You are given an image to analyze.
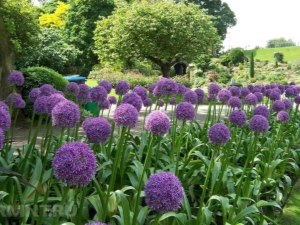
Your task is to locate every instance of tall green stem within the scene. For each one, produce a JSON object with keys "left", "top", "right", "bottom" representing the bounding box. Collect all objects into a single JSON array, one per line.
[{"left": 53, "top": 186, "right": 70, "bottom": 224}]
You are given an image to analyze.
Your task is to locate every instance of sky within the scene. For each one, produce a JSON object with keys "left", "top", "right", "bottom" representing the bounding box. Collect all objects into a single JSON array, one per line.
[{"left": 222, "top": 0, "right": 300, "bottom": 50}]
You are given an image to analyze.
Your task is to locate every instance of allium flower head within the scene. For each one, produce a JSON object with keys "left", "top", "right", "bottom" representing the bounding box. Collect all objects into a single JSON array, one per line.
[
  {"left": 253, "top": 105, "right": 270, "bottom": 119},
  {"left": 249, "top": 115, "right": 269, "bottom": 133},
  {"left": 99, "top": 80, "right": 112, "bottom": 94},
  {"left": 0, "top": 128, "right": 4, "bottom": 149},
  {"left": 272, "top": 100, "right": 285, "bottom": 112},
  {"left": 155, "top": 78, "right": 178, "bottom": 97},
  {"left": 90, "top": 85, "right": 107, "bottom": 103},
  {"left": 228, "top": 97, "right": 242, "bottom": 109},
  {"left": 175, "top": 102, "right": 195, "bottom": 121},
  {"left": 208, "top": 123, "right": 230, "bottom": 144},
  {"left": 83, "top": 117, "right": 111, "bottom": 143},
  {"left": 206, "top": 94, "right": 216, "bottom": 102},
  {"left": 153, "top": 86, "right": 161, "bottom": 98},
  {"left": 143, "top": 98, "right": 152, "bottom": 107},
  {"left": 121, "top": 92, "right": 143, "bottom": 112},
  {"left": 292, "top": 86, "right": 299, "bottom": 96},
  {"left": 217, "top": 89, "right": 232, "bottom": 103},
  {"left": 270, "top": 83, "right": 277, "bottom": 89},
  {"left": 269, "top": 90, "right": 281, "bottom": 101},
  {"left": 285, "top": 87, "right": 295, "bottom": 97},
  {"left": 177, "top": 83, "right": 187, "bottom": 96},
  {"left": 116, "top": 81, "right": 130, "bottom": 95},
  {"left": 101, "top": 99, "right": 110, "bottom": 110},
  {"left": 148, "top": 83, "right": 157, "bottom": 94},
  {"left": 52, "top": 100, "right": 80, "bottom": 128},
  {"left": 184, "top": 90, "right": 198, "bottom": 104},
  {"left": 229, "top": 110, "right": 247, "bottom": 127},
  {"left": 169, "top": 97, "right": 176, "bottom": 105},
  {"left": 132, "top": 86, "right": 148, "bottom": 100},
  {"left": 241, "top": 87, "right": 250, "bottom": 97},
  {"left": 294, "top": 96, "right": 300, "bottom": 104},
  {"left": 157, "top": 99, "right": 164, "bottom": 107},
  {"left": 229, "top": 86, "right": 240, "bottom": 97},
  {"left": 6, "top": 93, "right": 26, "bottom": 109},
  {"left": 145, "top": 111, "right": 170, "bottom": 135},
  {"left": 265, "top": 84, "right": 271, "bottom": 90},
  {"left": 144, "top": 172, "right": 183, "bottom": 213},
  {"left": 77, "top": 84, "right": 91, "bottom": 104},
  {"left": 245, "top": 93, "right": 258, "bottom": 106},
  {"left": 66, "top": 82, "right": 79, "bottom": 96},
  {"left": 278, "top": 85, "right": 285, "bottom": 94},
  {"left": 277, "top": 110, "right": 289, "bottom": 122},
  {"left": 252, "top": 87, "right": 261, "bottom": 94},
  {"left": 0, "top": 107, "right": 11, "bottom": 131},
  {"left": 114, "top": 103, "right": 138, "bottom": 128},
  {"left": 194, "top": 88, "right": 205, "bottom": 104},
  {"left": 290, "top": 81, "right": 296, "bottom": 86},
  {"left": 0, "top": 101, "right": 9, "bottom": 112},
  {"left": 108, "top": 96, "right": 117, "bottom": 105},
  {"left": 8, "top": 70, "right": 24, "bottom": 86},
  {"left": 254, "top": 92, "right": 263, "bottom": 103},
  {"left": 282, "top": 99, "right": 293, "bottom": 110},
  {"left": 40, "top": 84, "right": 55, "bottom": 96},
  {"left": 261, "top": 86, "right": 266, "bottom": 95},
  {"left": 28, "top": 88, "right": 41, "bottom": 103},
  {"left": 208, "top": 83, "right": 221, "bottom": 97},
  {"left": 34, "top": 96, "right": 50, "bottom": 115},
  {"left": 47, "top": 93, "right": 66, "bottom": 113},
  {"left": 247, "top": 84, "right": 254, "bottom": 92},
  {"left": 52, "top": 142, "right": 96, "bottom": 186}
]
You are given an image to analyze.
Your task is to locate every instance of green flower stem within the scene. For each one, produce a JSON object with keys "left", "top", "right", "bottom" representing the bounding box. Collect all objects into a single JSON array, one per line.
[
  {"left": 107, "top": 121, "right": 115, "bottom": 158},
  {"left": 77, "top": 187, "right": 87, "bottom": 225},
  {"left": 217, "top": 103, "right": 224, "bottom": 122},
  {"left": 153, "top": 213, "right": 162, "bottom": 225},
  {"left": 8, "top": 108, "right": 19, "bottom": 149},
  {"left": 92, "top": 178, "right": 106, "bottom": 221},
  {"left": 53, "top": 185, "right": 71, "bottom": 225},
  {"left": 170, "top": 118, "right": 178, "bottom": 162},
  {"left": 175, "top": 120, "right": 186, "bottom": 176},
  {"left": 8, "top": 85, "right": 16, "bottom": 117},
  {"left": 204, "top": 101, "right": 212, "bottom": 130}
]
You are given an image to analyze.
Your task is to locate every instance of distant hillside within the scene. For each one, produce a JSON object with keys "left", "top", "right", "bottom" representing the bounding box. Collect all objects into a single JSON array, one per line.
[{"left": 244, "top": 46, "right": 300, "bottom": 62}]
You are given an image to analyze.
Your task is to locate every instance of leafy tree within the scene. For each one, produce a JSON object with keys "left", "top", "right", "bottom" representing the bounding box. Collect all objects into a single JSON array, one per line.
[
  {"left": 250, "top": 52, "right": 254, "bottom": 78},
  {"left": 41, "top": 0, "right": 69, "bottom": 14},
  {"left": 219, "top": 47, "right": 245, "bottom": 66},
  {"left": 94, "top": 1, "right": 219, "bottom": 77},
  {"left": 274, "top": 52, "right": 284, "bottom": 63},
  {"left": 266, "top": 38, "right": 296, "bottom": 48}
]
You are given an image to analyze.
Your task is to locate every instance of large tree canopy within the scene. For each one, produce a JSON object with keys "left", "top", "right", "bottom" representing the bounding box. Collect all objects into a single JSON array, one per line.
[
  {"left": 94, "top": 0, "right": 219, "bottom": 77},
  {"left": 266, "top": 38, "right": 296, "bottom": 48}
]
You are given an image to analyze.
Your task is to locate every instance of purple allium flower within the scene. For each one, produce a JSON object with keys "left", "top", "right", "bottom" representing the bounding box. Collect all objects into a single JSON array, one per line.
[
  {"left": 108, "top": 96, "right": 117, "bottom": 105},
  {"left": 285, "top": 87, "right": 295, "bottom": 97},
  {"left": 282, "top": 99, "right": 293, "bottom": 110},
  {"left": 290, "top": 81, "right": 296, "bottom": 86},
  {"left": 294, "top": 96, "right": 300, "bottom": 104},
  {"left": 40, "top": 84, "right": 55, "bottom": 96},
  {"left": 254, "top": 92, "right": 263, "bottom": 103},
  {"left": 194, "top": 88, "right": 205, "bottom": 104},
  {"left": 28, "top": 88, "right": 41, "bottom": 103},
  {"left": 6, "top": 93, "right": 26, "bottom": 109},
  {"left": 0, "top": 101, "right": 9, "bottom": 112},
  {"left": 144, "top": 172, "right": 183, "bottom": 213},
  {"left": 270, "top": 83, "right": 277, "bottom": 89},
  {"left": 114, "top": 103, "right": 138, "bottom": 128},
  {"left": 175, "top": 102, "right": 195, "bottom": 121},
  {"left": 121, "top": 92, "right": 143, "bottom": 112},
  {"left": 206, "top": 94, "right": 216, "bottom": 102},
  {"left": 241, "top": 87, "right": 251, "bottom": 98},
  {"left": 145, "top": 111, "right": 170, "bottom": 135},
  {"left": 157, "top": 99, "right": 164, "bottom": 107},
  {"left": 217, "top": 89, "right": 232, "bottom": 103},
  {"left": 52, "top": 100, "right": 80, "bottom": 128},
  {"left": 208, "top": 123, "right": 230, "bottom": 144},
  {"left": 155, "top": 78, "right": 178, "bottom": 96},
  {"left": 184, "top": 90, "right": 198, "bottom": 104},
  {"left": 278, "top": 85, "right": 285, "bottom": 94},
  {"left": 83, "top": 117, "right": 111, "bottom": 143},
  {"left": 101, "top": 99, "right": 110, "bottom": 110},
  {"left": 229, "top": 110, "right": 247, "bottom": 127},
  {"left": 47, "top": 93, "right": 66, "bottom": 113},
  {"left": 52, "top": 142, "right": 96, "bottom": 186},
  {"left": 254, "top": 85, "right": 262, "bottom": 92},
  {"left": 208, "top": 83, "right": 221, "bottom": 97},
  {"left": 132, "top": 86, "right": 148, "bottom": 100},
  {"left": 77, "top": 84, "right": 91, "bottom": 104},
  {"left": 115, "top": 81, "right": 130, "bottom": 95},
  {"left": 153, "top": 86, "right": 161, "bottom": 98},
  {"left": 292, "top": 86, "right": 299, "bottom": 96},
  {"left": 8, "top": 70, "right": 24, "bottom": 86},
  {"left": 265, "top": 89, "right": 271, "bottom": 98},
  {"left": 252, "top": 87, "right": 261, "bottom": 94},
  {"left": 0, "top": 128, "right": 4, "bottom": 149},
  {"left": 169, "top": 97, "right": 176, "bottom": 105},
  {"left": 99, "top": 80, "right": 112, "bottom": 94},
  {"left": 90, "top": 85, "right": 107, "bottom": 103},
  {"left": 269, "top": 90, "right": 281, "bottom": 101},
  {"left": 229, "top": 86, "right": 240, "bottom": 97},
  {"left": 66, "top": 82, "right": 79, "bottom": 96},
  {"left": 253, "top": 105, "right": 270, "bottom": 119},
  {"left": 249, "top": 115, "right": 269, "bottom": 133},
  {"left": 261, "top": 86, "right": 266, "bottom": 95},
  {"left": 177, "top": 83, "right": 187, "bottom": 96},
  {"left": 85, "top": 222, "right": 109, "bottom": 225},
  {"left": 34, "top": 96, "right": 50, "bottom": 115},
  {"left": 143, "top": 98, "right": 152, "bottom": 107},
  {"left": 228, "top": 97, "right": 242, "bottom": 109},
  {"left": 272, "top": 100, "right": 285, "bottom": 112},
  {"left": 82, "top": 117, "right": 93, "bottom": 132},
  {"left": 148, "top": 83, "right": 157, "bottom": 94},
  {"left": 272, "top": 88, "right": 282, "bottom": 95},
  {"left": 277, "top": 110, "right": 289, "bottom": 122},
  {"left": 245, "top": 93, "right": 258, "bottom": 106},
  {"left": 247, "top": 84, "right": 254, "bottom": 92},
  {"left": 0, "top": 107, "right": 11, "bottom": 131},
  {"left": 265, "top": 84, "right": 271, "bottom": 89}
]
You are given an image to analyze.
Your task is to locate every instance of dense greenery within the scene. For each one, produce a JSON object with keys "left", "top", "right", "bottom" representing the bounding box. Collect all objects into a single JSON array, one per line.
[
  {"left": 266, "top": 38, "right": 296, "bottom": 48},
  {"left": 250, "top": 51, "right": 254, "bottom": 78}
]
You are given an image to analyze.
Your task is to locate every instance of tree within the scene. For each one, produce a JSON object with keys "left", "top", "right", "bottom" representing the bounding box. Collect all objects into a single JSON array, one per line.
[
  {"left": 94, "top": 1, "right": 219, "bottom": 77},
  {"left": 250, "top": 52, "right": 254, "bottom": 78},
  {"left": 266, "top": 38, "right": 296, "bottom": 48}
]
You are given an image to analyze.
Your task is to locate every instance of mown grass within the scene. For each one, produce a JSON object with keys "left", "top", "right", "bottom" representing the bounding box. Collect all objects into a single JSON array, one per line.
[{"left": 244, "top": 46, "right": 300, "bottom": 62}]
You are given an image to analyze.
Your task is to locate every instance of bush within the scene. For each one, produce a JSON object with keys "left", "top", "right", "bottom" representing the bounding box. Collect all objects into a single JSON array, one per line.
[
  {"left": 193, "top": 77, "right": 205, "bottom": 88},
  {"left": 274, "top": 52, "right": 284, "bottom": 63},
  {"left": 20, "top": 66, "right": 68, "bottom": 117}
]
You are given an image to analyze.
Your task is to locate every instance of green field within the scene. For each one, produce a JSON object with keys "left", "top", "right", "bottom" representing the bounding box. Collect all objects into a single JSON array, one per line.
[{"left": 244, "top": 46, "right": 300, "bottom": 62}]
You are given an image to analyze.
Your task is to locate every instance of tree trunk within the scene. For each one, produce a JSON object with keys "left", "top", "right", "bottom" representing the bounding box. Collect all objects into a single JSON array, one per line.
[
  {"left": 0, "top": 13, "right": 15, "bottom": 100},
  {"left": 160, "top": 64, "right": 171, "bottom": 78}
]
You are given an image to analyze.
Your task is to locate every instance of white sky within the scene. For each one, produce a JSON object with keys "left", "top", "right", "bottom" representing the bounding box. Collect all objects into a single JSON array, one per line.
[{"left": 222, "top": 0, "right": 300, "bottom": 50}]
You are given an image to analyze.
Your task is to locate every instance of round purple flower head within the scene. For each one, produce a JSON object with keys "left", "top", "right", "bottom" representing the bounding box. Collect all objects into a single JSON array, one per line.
[
  {"left": 208, "top": 83, "right": 221, "bottom": 97},
  {"left": 0, "top": 107, "right": 11, "bottom": 131},
  {"left": 52, "top": 100, "right": 80, "bottom": 128},
  {"left": 145, "top": 111, "right": 170, "bottom": 135},
  {"left": 285, "top": 87, "right": 295, "bottom": 97},
  {"left": 77, "top": 84, "right": 91, "bottom": 104},
  {"left": 241, "top": 87, "right": 250, "bottom": 98},
  {"left": 153, "top": 86, "right": 161, "bottom": 98},
  {"left": 229, "top": 86, "right": 240, "bottom": 97},
  {"left": 116, "top": 81, "right": 130, "bottom": 95},
  {"left": 272, "top": 100, "right": 285, "bottom": 112},
  {"left": 253, "top": 105, "right": 270, "bottom": 119},
  {"left": 292, "top": 86, "right": 299, "bottom": 96},
  {"left": 261, "top": 86, "right": 266, "bottom": 95},
  {"left": 169, "top": 97, "right": 176, "bottom": 105},
  {"left": 34, "top": 96, "right": 50, "bottom": 115},
  {"left": 177, "top": 83, "right": 187, "bottom": 96},
  {"left": 228, "top": 97, "right": 242, "bottom": 109},
  {"left": 217, "top": 89, "right": 232, "bottom": 103},
  {"left": 269, "top": 90, "right": 281, "bottom": 101},
  {"left": 83, "top": 117, "right": 111, "bottom": 143},
  {"left": 143, "top": 98, "right": 152, "bottom": 107},
  {"left": 0, "top": 101, "right": 9, "bottom": 112},
  {"left": 282, "top": 99, "right": 293, "bottom": 110},
  {"left": 254, "top": 92, "right": 263, "bottom": 103},
  {"left": 208, "top": 123, "right": 230, "bottom": 144},
  {"left": 66, "top": 82, "right": 79, "bottom": 96},
  {"left": 157, "top": 99, "right": 164, "bottom": 107},
  {"left": 254, "top": 85, "right": 262, "bottom": 92},
  {"left": 156, "top": 78, "right": 178, "bottom": 96},
  {"left": 270, "top": 83, "right": 277, "bottom": 89},
  {"left": 294, "top": 96, "right": 300, "bottom": 104},
  {"left": 8, "top": 70, "right": 24, "bottom": 86},
  {"left": 175, "top": 102, "right": 195, "bottom": 121},
  {"left": 144, "top": 172, "right": 183, "bottom": 213},
  {"left": 101, "top": 99, "right": 110, "bottom": 110},
  {"left": 148, "top": 83, "right": 157, "bottom": 94},
  {"left": 229, "top": 110, "right": 247, "bottom": 127},
  {"left": 82, "top": 117, "right": 93, "bottom": 132},
  {"left": 245, "top": 93, "right": 258, "bottom": 106},
  {"left": 265, "top": 84, "right": 271, "bottom": 90},
  {"left": 194, "top": 88, "right": 205, "bottom": 104},
  {"left": 6, "top": 93, "right": 26, "bottom": 109},
  {"left": 0, "top": 129, "right": 4, "bottom": 149},
  {"left": 132, "top": 86, "right": 148, "bottom": 100},
  {"left": 277, "top": 110, "right": 289, "bottom": 122},
  {"left": 28, "top": 88, "right": 41, "bottom": 103},
  {"left": 40, "top": 84, "right": 55, "bottom": 96},
  {"left": 90, "top": 85, "right": 107, "bottom": 103},
  {"left": 99, "top": 80, "right": 112, "bottom": 94},
  {"left": 121, "top": 92, "right": 143, "bottom": 112},
  {"left": 85, "top": 222, "right": 109, "bottom": 225},
  {"left": 47, "top": 94, "right": 66, "bottom": 113},
  {"left": 184, "top": 90, "right": 198, "bottom": 104},
  {"left": 247, "top": 84, "right": 254, "bottom": 92},
  {"left": 265, "top": 89, "right": 271, "bottom": 98},
  {"left": 206, "top": 94, "right": 216, "bottom": 102},
  {"left": 290, "top": 81, "right": 296, "bottom": 86},
  {"left": 278, "top": 85, "right": 285, "bottom": 94},
  {"left": 114, "top": 103, "right": 138, "bottom": 128},
  {"left": 108, "top": 96, "right": 117, "bottom": 105},
  {"left": 52, "top": 142, "right": 96, "bottom": 186},
  {"left": 249, "top": 115, "right": 269, "bottom": 133}
]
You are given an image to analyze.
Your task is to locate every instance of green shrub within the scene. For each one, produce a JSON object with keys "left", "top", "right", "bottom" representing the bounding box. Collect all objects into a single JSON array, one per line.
[
  {"left": 229, "top": 48, "right": 245, "bottom": 65},
  {"left": 274, "top": 52, "right": 284, "bottom": 63},
  {"left": 193, "top": 77, "right": 206, "bottom": 88},
  {"left": 171, "top": 76, "right": 193, "bottom": 88}
]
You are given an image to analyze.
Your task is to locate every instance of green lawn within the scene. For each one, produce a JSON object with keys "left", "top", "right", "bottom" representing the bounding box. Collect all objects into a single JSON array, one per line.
[{"left": 244, "top": 46, "right": 300, "bottom": 62}]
